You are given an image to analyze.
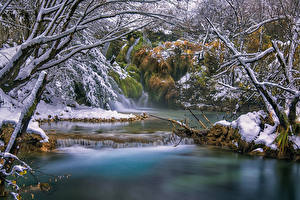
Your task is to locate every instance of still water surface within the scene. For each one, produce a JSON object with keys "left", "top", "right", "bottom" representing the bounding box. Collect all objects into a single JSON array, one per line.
[{"left": 22, "top": 109, "right": 300, "bottom": 200}]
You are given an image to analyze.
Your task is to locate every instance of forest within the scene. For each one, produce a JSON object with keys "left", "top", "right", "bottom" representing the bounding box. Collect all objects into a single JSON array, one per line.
[{"left": 0, "top": 0, "right": 299, "bottom": 199}]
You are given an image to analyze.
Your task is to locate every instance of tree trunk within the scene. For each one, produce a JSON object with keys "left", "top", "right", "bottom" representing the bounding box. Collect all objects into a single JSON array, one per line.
[{"left": 0, "top": 71, "right": 47, "bottom": 196}]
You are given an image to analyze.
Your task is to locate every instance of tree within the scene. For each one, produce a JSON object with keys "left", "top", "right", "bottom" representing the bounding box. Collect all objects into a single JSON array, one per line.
[
  {"left": 0, "top": 0, "right": 175, "bottom": 197},
  {"left": 206, "top": 0, "right": 300, "bottom": 156}
]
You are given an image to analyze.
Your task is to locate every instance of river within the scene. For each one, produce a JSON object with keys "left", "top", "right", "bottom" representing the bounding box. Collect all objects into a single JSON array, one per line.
[{"left": 20, "top": 109, "right": 300, "bottom": 200}]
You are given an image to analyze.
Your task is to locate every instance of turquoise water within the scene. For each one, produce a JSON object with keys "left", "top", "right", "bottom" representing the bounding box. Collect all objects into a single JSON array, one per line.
[{"left": 19, "top": 110, "right": 300, "bottom": 200}]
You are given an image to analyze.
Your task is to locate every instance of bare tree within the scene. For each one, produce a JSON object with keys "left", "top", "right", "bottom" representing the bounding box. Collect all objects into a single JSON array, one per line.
[
  {"left": 206, "top": 0, "right": 300, "bottom": 155},
  {"left": 0, "top": 0, "right": 175, "bottom": 197}
]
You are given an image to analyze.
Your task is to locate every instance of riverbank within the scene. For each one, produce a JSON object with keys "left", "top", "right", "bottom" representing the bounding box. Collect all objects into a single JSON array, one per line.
[
  {"left": 173, "top": 111, "right": 300, "bottom": 161},
  {"left": 0, "top": 104, "right": 149, "bottom": 154}
]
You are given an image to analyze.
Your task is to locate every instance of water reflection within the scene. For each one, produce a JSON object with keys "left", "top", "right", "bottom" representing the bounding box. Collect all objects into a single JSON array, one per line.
[{"left": 25, "top": 146, "right": 300, "bottom": 200}]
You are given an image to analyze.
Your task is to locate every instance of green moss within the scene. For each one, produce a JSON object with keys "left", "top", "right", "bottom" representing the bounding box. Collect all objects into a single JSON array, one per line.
[
  {"left": 203, "top": 52, "right": 219, "bottom": 75},
  {"left": 131, "top": 37, "right": 144, "bottom": 58},
  {"left": 109, "top": 71, "right": 143, "bottom": 99},
  {"left": 116, "top": 44, "right": 129, "bottom": 64},
  {"left": 105, "top": 40, "right": 123, "bottom": 60},
  {"left": 126, "top": 64, "right": 141, "bottom": 82}
]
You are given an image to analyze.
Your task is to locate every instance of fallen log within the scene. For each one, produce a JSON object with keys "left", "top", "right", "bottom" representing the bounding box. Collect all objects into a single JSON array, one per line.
[{"left": 148, "top": 114, "right": 208, "bottom": 138}]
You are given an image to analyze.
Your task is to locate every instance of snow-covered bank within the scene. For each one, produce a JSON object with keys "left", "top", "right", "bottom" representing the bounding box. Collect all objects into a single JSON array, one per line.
[
  {"left": 173, "top": 110, "right": 300, "bottom": 160},
  {"left": 34, "top": 101, "right": 139, "bottom": 122},
  {"left": 0, "top": 101, "right": 147, "bottom": 145},
  {"left": 215, "top": 111, "right": 300, "bottom": 151},
  {"left": 0, "top": 107, "right": 49, "bottom": 142}
]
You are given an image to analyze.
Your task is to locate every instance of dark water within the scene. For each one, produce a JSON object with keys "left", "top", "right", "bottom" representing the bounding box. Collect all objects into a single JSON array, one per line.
[{"left": 19, "top": 109, "right": 300, "bottom": 200}]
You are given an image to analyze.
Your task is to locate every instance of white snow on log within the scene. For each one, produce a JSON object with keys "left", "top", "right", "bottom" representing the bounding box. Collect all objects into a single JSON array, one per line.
[
  {"left": 252, "top": 148, "right": 264, "bottom": 153},
  {"left": 0, "top": 107, "right": 49, "bottom": 142},
  {"left": 34, "top": 101, "right": 136, "bottom": 120},
  {"left": 214, "top": 120, "right": 231, "bottom": 126},
  {"left": 290, "top": 135, "right": 300, "bottom": 150},
  {"left": 0, "top": 46, "right": 19, "bottom": 69},
  {"left": 254, "top": 123, "right": 277, "bottom": 148},
  {"left": 231, "top": 111, "right": 265, "bottom": 142}
]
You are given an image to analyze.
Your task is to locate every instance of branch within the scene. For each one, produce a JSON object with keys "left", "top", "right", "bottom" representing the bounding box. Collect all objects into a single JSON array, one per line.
[
  {"left": 81, "top": 10, "right": 173, "bottom": 26},
  {"left": 217, "top": 81, "right": 238, "bottom": 90},
  {"left": 38, "top": 21, "right": 152, "bottom": 71},
  {"left": 272, "top": 40, "right": 290, "bottom": 84},
  {"left": 0, "top": 0, "right": 13, "bottom": 15},
  {"left": 233, "top": 16, "right": 286, "bottom": 38}
]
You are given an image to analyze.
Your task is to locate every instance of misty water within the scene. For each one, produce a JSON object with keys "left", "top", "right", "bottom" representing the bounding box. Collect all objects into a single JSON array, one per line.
[{"left": 21, "top": 109, "right": 300, "bottom": 200}]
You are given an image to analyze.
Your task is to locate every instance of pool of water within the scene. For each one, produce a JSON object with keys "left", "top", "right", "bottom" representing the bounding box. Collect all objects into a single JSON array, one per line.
[
  {"left": 18, "top": 109, "right": 300, "bottom": 200},
  {"left": 24, "top": 145, "right": 300, "bottom": 200}
]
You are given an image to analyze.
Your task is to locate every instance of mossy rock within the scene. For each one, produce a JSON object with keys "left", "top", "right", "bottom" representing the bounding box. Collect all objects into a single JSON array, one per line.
[
  {"left": 148, "top": 74, "right": 176, "bottom": 105},
  {"left": 105, "top": 40, "right": 124, "bottom": 60},
  {"left": 116, "top": 44, "right": 129, "bottom": 64},
  {"left": 109, "top": 71, "right": 142, "bottom": 99},
  {"left": 126, "top": 64, "right": 141, "bottom": 82}
]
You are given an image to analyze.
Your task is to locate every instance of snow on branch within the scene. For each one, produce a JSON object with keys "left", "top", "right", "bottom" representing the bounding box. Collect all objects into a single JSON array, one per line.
[
  {"left": 38, "top": 20, "right": 153, "bottom": 71},
  {"left": 81, "top": 10, "right": 174, "bottom": 26},
  {"left": 233, "top": 16, "right": 286, "bottom": 38},
  {"left": 0, "top": 0, "right": 12, "bottom": 15}
]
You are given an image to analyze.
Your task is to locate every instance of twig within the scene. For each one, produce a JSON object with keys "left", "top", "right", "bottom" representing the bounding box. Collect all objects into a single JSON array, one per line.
[{"left": 187, "top": 108, "right": 207, "bottom": 129}]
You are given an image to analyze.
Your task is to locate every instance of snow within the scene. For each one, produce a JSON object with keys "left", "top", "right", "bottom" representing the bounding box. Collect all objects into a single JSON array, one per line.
[
  {"left": 252, "top": 148, "right": 264, "bottom": 153},
  {"left": 231, "top": 111, "right": 265, "bottom": 142},
  {"left": 0, "top": 46, "right": 19, "bottom": 69},
  {"left": 0, "top": 100, "right": 138, "bottom": 145},
  {"left": 215, "top": 120, "right": 231, "bottom": 126},
  {"left": 290, "top": 135, "right": 300, "bottom": 150},
  {"left": 215, "top": 111, "right": 282, "bottom": 150},
  {"left": 178, "top": 72, "right": 191, "bottom": 85},
  {"left": 34, "top": 101, "right": 136, "bottom": 120},
  {"left": 0, "top": 107, "right": 49, "bottom": 142},
  {"left": 215, "top": 110, "right": 300, "bottom": 151},
  {"left": 254, "top": 123, "right": 277, "bottom": 147}
]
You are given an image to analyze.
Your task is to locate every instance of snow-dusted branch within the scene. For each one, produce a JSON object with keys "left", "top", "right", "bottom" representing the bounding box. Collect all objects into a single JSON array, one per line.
[
  {"left": 81, "top": 10, "right": 174, "bottom": 26},
  {"left": 38, "top": 21, "right": 153, "bottom": 71},
  {"left": 0, "top": 0, "right": 13, "bottom": 15},
  {"left": 233, "top": 16, "right": 286, "bottom": 38},
  {"left": 217, "top": 81, "right": 238, "bottom": 90}
]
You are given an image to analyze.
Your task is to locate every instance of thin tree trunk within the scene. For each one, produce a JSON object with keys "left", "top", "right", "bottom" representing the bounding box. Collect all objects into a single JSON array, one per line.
[{"left": 0, "top": 71, "right": 47, "bottom": 196}]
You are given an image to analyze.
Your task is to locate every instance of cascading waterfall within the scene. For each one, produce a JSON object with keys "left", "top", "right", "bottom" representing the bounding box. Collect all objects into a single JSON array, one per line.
[
  {"left": 137, "top": 91, "right": 149, "bottom": 108},
  {"left": 126, "top": 38, "right": 140, "bottom": 63},
  {"left": 56, "top": 132, "right": 194, "bottom": 149}
]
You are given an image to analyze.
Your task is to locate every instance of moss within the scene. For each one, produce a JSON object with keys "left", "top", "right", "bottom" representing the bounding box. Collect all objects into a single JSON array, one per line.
[
  {"left": 148, "top": 74, "right": 176, "bottom": 105},
  {"left": 126, "top": 64, "right": 141, "bottom": 82},
  {"left": 116, "top": 44, "right": 129, "bottom": 64},
  {"left": 109, "top": 71, "right": 143, "bottom": 99},
  {"left": 105, "top": 40, "right": 124, "bottom": 60}
]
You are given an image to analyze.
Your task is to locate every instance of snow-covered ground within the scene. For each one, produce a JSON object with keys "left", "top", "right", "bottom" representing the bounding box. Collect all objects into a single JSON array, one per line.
[
  {"left": 215, "top": 111, "right": 300, "bottom": 150},
  {"left": 34, "top": 101, "right": 136, "bottom": 120},
  {"left": 0, "top": 101, "right": 138, "bottom": 143},
  {"left": 0, "top": 107, "right": 49, "bottom": 142}
]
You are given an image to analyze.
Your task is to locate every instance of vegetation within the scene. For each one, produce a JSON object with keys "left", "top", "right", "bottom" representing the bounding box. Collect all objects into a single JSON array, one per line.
[{"left": 109, "top": 71, "right": 143, "bottom": 99}]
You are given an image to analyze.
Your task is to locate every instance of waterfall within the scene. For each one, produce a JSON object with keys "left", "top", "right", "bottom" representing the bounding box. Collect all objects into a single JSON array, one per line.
[
  {"left": 56, "top": 132, "right": 194, "bottom": 150},
  {"left": 137, "top": 91, "right": 149, "bottom": 108},
  {"left": 126, "top": 38, "right": 140, "bottom": 64},
  {"left": 110, "top": 93, "right": 137, "bottom": 112},
  {"left": 102, "top": 42, "right": 110, "bottom": 57}
]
